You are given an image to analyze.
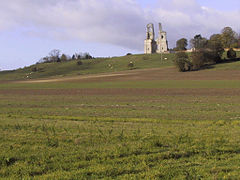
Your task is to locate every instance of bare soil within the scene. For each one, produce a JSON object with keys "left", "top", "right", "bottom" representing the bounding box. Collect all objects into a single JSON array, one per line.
[{"left": 1, "top": 88, "right": 240, "bottom": 96}]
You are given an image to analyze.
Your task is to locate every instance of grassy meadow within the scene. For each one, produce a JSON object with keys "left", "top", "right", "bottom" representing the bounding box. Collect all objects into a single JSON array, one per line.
[
  {"left": 1, "top": 54, "right": 240, "bottom": 179},
  {"left": 0, "top": 53, "right": 174, "bottom": 81}
]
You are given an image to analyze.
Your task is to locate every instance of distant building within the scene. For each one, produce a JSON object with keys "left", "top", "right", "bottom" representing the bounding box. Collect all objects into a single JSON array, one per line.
[{"left": 144, "top": 23, "right": 168, "bottom": 54}]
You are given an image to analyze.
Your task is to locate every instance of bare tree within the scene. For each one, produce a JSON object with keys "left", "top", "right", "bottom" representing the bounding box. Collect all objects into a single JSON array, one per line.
[{"left": 49, "top": 49, "right": 61, "bottom": 62}]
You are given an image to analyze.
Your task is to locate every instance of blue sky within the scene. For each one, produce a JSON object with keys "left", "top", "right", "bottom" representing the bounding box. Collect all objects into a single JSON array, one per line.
[
  {"left": 197, "top": 0, "right": 240, "bottom": 11},
  {"left": 0, "top": 0, "right": 240, "bottom": 70}
]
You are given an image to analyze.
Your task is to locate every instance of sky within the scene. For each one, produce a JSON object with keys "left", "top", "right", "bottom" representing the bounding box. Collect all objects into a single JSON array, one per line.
[{"left": 0, "top": 0, "right": 240, "bottom": 70}]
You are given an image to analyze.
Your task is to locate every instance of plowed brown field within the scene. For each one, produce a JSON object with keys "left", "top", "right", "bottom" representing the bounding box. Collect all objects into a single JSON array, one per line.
[{"left": 1, "top": 88, "right": 240, "bottom": 96}]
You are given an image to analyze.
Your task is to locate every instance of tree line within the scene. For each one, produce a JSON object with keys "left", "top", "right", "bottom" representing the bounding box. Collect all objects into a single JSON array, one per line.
[
  {"left": 38, "top": 49, "right": 93, "bottom": 63},
  {"left": 174, "top": 27, "right": 240, "bottom": 51},
  {"left": 173, "top": 27, "right": 239, "bottom": 72}
]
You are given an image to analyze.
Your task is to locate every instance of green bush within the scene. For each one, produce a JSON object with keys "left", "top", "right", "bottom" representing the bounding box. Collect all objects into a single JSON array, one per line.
[
  {"left": 174, "top": 52, "right": 192, "bottom": 72},
  {"left": 128, "top": 62, "right": 134, "bottom": 69},
  {"left": 60, "top": 54, "right": 68, "bottom": 62},
  {"left": 32, "top": 67, "right": 38, "bottom": 72},
  {"left": 227, "top": 48, "right": 237, "bottom": 59},
  {"left": 77, "top": 61, "right": 83, "bottom": 66},
  {"left": 191, "top": 49, "right": 219, "bottom": 70}
]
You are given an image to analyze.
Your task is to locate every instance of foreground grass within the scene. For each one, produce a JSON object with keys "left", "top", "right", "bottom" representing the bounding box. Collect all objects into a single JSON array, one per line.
[
  {"left": 1, "top": 115, "right": 240, "bottom": 179},
  {"left": 1, "top": 80, "right": 240, "bottom": 178},
  {"left": 1, "top": 60, "right": 240, "bottom": 178}
]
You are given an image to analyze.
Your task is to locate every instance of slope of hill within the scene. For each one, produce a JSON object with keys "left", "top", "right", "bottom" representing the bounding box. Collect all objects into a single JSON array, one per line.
[
  {"left": 0, "top": 54, "right": 175, "bottom": 81},
  {"left": 1, "top": 52, "right": 240, "bottom": 81}
]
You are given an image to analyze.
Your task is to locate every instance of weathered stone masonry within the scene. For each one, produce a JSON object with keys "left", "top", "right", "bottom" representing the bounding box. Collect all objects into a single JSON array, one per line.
[{"left": 144, "top": 23, "right": 168, "bottom": 54}]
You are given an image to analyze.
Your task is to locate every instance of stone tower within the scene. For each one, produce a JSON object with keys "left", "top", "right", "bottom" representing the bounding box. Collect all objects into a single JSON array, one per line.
[
  {"left": 144, "top": 23, "right": 168, "bottom": 54},
  {"left": 144, "top": 23, "right": 157, "bottom": 54},
  {"left": 156, "top": 23, "right": 168, "bottom": 53}
]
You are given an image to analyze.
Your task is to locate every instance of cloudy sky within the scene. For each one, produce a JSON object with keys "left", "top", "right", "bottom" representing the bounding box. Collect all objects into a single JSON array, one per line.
[{"left": 1, "top": 0, "right": 240, "bottom": 70}]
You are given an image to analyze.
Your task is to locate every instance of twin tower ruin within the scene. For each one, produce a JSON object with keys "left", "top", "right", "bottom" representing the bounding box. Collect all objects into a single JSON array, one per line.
[{"left": 144, "top": 23, "right": 168, "bottom": 54}]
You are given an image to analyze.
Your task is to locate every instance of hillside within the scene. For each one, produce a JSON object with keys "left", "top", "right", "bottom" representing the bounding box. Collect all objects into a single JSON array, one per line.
[
  {"left": 1, "top": 52, "right": 240, "bottom": 81},
  {"left": 0, "top": 54, "right": 175, "bottom": 81}
]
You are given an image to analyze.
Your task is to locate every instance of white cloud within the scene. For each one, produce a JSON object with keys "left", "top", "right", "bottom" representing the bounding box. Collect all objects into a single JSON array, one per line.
[
  {"left": 0, "top": 0, "right": 148, "bottom": 50},
  {"left": 0, "top": 0, "right": 240, "bottom": 50}
]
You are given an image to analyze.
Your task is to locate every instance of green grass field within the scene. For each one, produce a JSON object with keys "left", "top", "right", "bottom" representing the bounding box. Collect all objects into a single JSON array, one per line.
[{"left": 1, "top": 53, "right": 240, "bottom": 179}]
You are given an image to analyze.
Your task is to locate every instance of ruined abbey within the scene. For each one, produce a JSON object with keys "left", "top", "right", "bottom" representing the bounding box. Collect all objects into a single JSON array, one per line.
[{"left": 144, "top": 23, "right": 168, "bottom": 54}]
